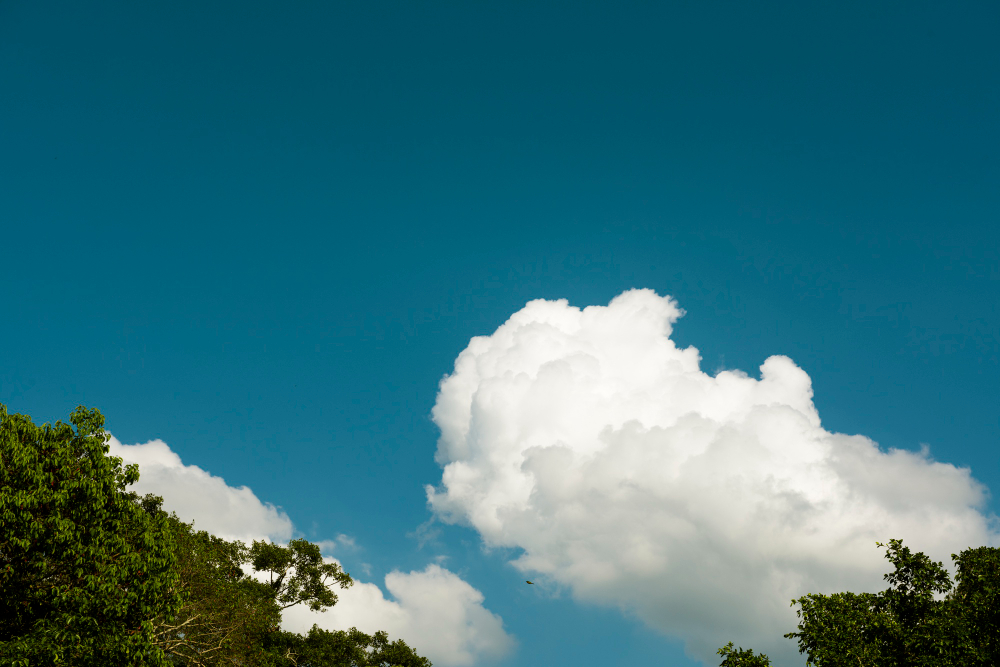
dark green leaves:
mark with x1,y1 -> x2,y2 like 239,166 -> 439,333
0,404 -> 181,666
717,540 -> 1000,667
151,512 -> 280,667
946,546 -> 1000,665
1,404 -> 433,667
250,538 -> 353,612
265,625 -> 433,667
717,641 -> 772,666
783,539 -> 1000,667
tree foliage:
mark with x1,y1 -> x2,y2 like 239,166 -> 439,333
949,545 -> 1000,663
717,540 -> 1000,667
782,539 -> 1000,667
0,405 -> 181,666
250,539 -> 353,611
716,641 -> 771,666
264,625 -> 433,667
150,508 -> 280,667
1,404 -> 432,667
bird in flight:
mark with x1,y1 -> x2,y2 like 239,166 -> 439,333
526,580 -> 534,584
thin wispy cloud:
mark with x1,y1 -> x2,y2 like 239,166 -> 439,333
426,289 -> 998,665
316,534 -> 359,555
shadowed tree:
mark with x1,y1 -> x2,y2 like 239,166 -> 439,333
149,507 -> 281,667
949,546 -> 1000,663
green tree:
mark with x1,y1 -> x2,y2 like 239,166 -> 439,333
264,625 -> 432,667
150,509 -> 282,667
1,403 -> 433,667
716,641 -> 772,666
781,589 -> 886,667
250,539 -> 353,611
936,545 -> 1000,665
0,404 -> 182,666
783,539 -> 1000,667
150,515 -> 430,667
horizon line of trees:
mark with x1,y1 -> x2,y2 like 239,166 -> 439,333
3,403 -> 998,667
0,403 -> 431,666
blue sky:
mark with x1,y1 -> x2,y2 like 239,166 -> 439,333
2,2 -> 998,665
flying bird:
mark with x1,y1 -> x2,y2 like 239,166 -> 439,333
526,580 -> 534,584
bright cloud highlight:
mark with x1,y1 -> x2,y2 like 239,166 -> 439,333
426,289 -> 997,665
282,563 -> 514,667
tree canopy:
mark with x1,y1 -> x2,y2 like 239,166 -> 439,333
250,538 -> 353,612
150,507 -> 280,666
717,538 -> 1000,667
0,405 -> 181,666
716,642 -> 772,666
785,539 -> 1000,666
0,404 -> 431,667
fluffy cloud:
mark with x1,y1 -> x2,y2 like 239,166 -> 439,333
108,435 -> 293,543
109,435 -> 513,666
426,289 -> 998,665
282,563 -> 514,667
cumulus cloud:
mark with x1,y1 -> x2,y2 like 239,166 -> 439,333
109,435 -> 513,666
108,435 -> 293,543
426,289 -> 998,665
282,563 -> 514,667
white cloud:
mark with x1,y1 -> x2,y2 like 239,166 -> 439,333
109,435 -> 513,666
281,563 -> 515,667
108,435 -> 293,543
426,288 -> 998,666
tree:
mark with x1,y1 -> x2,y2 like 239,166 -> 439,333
150,508 -> 282,667
263,625 -> 432,667
250,539 -> 353,611
949,546 -> 1000,664
716,641 -> 772,666
783,539 -> 1000,667
1,403 -> 434,667
781,589 -> 885,667
0,404 -> 182,666
150,514 -> 427,667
